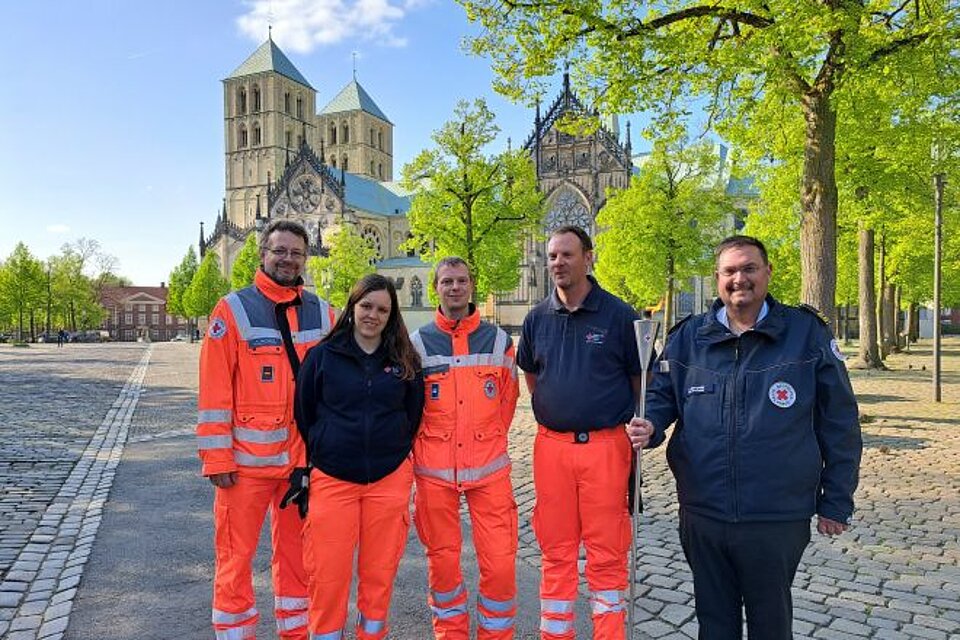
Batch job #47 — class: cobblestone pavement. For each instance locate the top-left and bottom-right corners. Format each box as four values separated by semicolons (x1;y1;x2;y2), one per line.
0;338;958;639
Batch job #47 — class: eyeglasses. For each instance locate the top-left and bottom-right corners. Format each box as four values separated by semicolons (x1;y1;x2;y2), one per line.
266;248;307;260
718;264;763;278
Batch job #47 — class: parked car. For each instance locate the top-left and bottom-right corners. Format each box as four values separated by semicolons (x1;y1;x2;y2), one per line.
70;330;111;343
170;333;189;342
36;332;61;343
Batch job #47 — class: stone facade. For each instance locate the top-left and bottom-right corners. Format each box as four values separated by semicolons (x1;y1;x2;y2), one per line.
99;286;189;342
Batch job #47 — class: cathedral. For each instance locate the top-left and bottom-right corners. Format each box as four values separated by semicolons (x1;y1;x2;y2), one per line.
202;36;634;330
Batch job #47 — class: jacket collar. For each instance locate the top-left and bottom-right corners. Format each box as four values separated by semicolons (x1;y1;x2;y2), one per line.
255;269;303;304
697;294;786;345
548;275;601;313
433;304;480;334
325;329;387;361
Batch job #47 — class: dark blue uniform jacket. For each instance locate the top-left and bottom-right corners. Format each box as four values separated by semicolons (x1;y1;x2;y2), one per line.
646;295;862;524
295;331;425;484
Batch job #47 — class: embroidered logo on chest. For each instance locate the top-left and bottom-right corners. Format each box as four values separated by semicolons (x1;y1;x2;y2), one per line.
768;381;797;408
483;377;497;399
584;327;607;345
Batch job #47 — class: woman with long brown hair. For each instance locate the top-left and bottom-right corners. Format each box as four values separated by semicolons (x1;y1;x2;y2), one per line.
294;273;423;640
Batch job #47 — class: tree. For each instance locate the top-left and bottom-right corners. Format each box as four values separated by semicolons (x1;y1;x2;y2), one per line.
231;233;260;291
306;225;377;308
183;252;229;321
595;133;730;327
0;243;45;340
168;247;199;340
402;98;543;301
460;0;956;325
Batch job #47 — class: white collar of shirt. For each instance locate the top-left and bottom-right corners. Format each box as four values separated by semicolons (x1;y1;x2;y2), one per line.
717;300;768;335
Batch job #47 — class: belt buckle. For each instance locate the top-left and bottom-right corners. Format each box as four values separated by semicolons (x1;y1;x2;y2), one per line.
573;431;589;444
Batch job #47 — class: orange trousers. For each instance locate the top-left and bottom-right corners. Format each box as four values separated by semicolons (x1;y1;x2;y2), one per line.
212;474;308;640
303;459;413;640
532;426;633;640
414;474;518;639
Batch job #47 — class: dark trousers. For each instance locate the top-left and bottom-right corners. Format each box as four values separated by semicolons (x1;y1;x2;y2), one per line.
678;509;810;640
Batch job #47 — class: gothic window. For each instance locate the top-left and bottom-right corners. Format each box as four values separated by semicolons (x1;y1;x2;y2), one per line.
252;85;261;112
253;123;261;146
361;225;384;263
237;88;247;115
370;160;375;175
378;131;383;150
284;92;291;113
330;125;337;144
342;124;349;143
331;157;337;168
297;96;303;119
342;155;349;171
238;125;248;148
370;128;375;145
285;130;292;147
378;163;383;179
411;276;423;307
545;189;591;232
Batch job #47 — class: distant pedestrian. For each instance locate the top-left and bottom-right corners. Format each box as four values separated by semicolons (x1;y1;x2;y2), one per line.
627;234;862;639
294;274;424;640
57;329;67;347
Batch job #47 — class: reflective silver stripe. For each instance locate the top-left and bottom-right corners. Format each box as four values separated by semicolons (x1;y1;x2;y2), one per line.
198;435;233;450
540;617;573;634
234;451;289;467
276;612;308;631
199;409;232;424
310;630;343;640
410;330;427;360
225;293;283;343
478;610;514;631
479;594;515;613
293;328;325;344
212;606;258;624
541;599;574;614
420;353;513;370
590;590;625;614
233;426;289;444
357;612;385;633
216;626;256;640
275;596;309;611
431;602;468;619
432;583;465;604
414;464;455;483
457;453;510;483
493;327;508;359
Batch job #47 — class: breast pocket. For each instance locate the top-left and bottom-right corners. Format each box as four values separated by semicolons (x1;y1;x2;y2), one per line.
472;368;502;426
677;370;724;437
742;360;816;442
242;344;288;405
422;371;456;425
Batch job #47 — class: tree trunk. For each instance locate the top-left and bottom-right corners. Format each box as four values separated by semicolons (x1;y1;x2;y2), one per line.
894;285;903;351
855;223;883;369
877;235;889;359
664;254;675;331
909;303;919;343
880;282;896;356
800;92;839;329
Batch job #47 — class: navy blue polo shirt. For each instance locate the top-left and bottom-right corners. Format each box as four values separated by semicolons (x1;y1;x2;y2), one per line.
517;276;642;431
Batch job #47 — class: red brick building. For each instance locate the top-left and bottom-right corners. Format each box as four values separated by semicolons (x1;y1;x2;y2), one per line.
99;284;189;342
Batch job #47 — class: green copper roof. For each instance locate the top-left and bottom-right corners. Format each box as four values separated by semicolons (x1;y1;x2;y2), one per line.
227;38;314;89
320;79;391;123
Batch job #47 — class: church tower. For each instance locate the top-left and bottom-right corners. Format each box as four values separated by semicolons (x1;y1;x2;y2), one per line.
317;78;394;181
222;34;318;229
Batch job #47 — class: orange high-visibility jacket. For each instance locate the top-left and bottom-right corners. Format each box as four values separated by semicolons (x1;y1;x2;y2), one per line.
197;270;334;479
410;308;519;490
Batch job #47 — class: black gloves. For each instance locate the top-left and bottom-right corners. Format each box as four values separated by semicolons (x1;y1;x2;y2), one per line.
280;466;311;519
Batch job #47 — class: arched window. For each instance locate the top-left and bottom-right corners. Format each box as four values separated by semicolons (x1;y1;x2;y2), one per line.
378;163;383;179
296;96;303;119
237;88;247;115
370;128;375;145
253;123;261;146
284;92;291;113
329;125;337;144
285;130;292;147
406;232;415;257
342;155;349;171
238;125;248;148
331;157;337;168
370;160;375;175
342;124;349;144
378;131;383;150
411;277;423;307
252;85;261;112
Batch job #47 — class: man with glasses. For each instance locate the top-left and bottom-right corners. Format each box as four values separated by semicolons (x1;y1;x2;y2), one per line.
627;235;862;639
197;219;335;640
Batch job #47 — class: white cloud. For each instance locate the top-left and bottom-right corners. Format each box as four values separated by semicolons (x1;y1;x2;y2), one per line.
46;224;70;234
237;0;428;53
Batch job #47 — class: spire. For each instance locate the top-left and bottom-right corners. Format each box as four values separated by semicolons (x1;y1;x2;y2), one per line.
563;62;570;96
255;194;261;219
199;221;206;257
507;137;512;153
352;51;358;80
285;146;290;168
625;121;632;155
221;197;227;220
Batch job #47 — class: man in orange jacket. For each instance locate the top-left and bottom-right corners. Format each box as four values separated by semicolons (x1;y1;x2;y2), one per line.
197;219;335;640
411;256;520;640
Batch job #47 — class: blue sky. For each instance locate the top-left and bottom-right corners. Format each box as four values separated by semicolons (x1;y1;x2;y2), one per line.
0;0;647;285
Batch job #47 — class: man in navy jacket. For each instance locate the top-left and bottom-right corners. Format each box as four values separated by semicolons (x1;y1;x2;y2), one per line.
627;235;861;640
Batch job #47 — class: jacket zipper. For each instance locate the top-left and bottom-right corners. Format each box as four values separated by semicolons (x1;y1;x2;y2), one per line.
364;358;373;482
730;336;742;522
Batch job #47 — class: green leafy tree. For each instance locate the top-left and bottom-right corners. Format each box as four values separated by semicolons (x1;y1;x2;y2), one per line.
306;224;377;308
231;233;260;291
168;247;199;339
184;252;229;321
595;133;730;327
402;98;543;301
460;0;957;324
0;243;46;340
